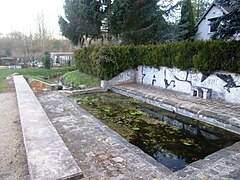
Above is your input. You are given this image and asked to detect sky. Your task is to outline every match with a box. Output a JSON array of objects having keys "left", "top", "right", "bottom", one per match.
[{"left": 0, "top": 0, "right": 65, "bottom": 37}]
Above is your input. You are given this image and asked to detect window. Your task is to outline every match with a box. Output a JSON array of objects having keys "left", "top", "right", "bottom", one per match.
[{"left": 209, "top": 18, "right": 218, "bottom": 33}]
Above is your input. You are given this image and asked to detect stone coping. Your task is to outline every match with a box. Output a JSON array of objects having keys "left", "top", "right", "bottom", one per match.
[{"left": 13, "top": 75, "right": 83, "bottom": 180}]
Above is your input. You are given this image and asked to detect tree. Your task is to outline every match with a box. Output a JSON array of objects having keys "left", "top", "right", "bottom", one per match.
[
  {"left": 192, "top": 0, "right": 210, "bottom": 22},
  {"left": 0, "top": 31, "right": 75, "bottom": 59},
  {"left": 178, "top": 0, "right": 196, "bottom": 40},
  {"left": 42, "top": 51, "right": 51, "bottom": 69},
  {"left": 5, "top": 48, "right": 12, "bottom": 57},
  {"left": 213, "top": 0, "right": 240, "bottom": 40},
  {"left": 59, "top": 0, "right": 103, "bottom": 46},
  {"left": 36, "top": 12, "right": 48, "bottom": 54},
  {"left": 109, "top": 0, "right": 166, "bottom": 45}
]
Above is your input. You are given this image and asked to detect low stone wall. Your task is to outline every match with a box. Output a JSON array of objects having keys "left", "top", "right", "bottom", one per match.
[
  {"left": 105, "top": 66, "right": 240, "bottom": 104},
  {"left": 27, "top": 78, "right": 58, "bottom": 93},
  {"left": 101, "top": 69, "right": 136, "bottom": 89}
]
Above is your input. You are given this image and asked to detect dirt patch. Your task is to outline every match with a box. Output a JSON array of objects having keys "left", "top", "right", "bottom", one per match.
[{"left": 0, "top": 78, "right": 29, "bottom": 180}]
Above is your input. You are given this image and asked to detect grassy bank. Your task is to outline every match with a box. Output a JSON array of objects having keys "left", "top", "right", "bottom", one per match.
[
  {"left": 0, "top": 67, "right": 75, "bottom": 92},
  {"left": 63, "top": 70, "right": 100, "bottom": 88}
]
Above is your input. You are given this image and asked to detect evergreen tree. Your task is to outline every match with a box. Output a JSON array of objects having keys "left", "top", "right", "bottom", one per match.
[
  {"left": 213, "top": 0, "right": 240, "bottom": 40},
  {"left": 192, "top": 0, "right": 210, "bottom": 22},
  {"left": 42, "top": 51, "right": 51, "bottom": 69},
  {"left": 178, "top": 0, "right": 196, "bottom": 40},
  {"left": 109, "top": 0, "right": 166, "bottom": 45},
  {"left": 59, "top": 0, "right": 103, "bottom": 46}
]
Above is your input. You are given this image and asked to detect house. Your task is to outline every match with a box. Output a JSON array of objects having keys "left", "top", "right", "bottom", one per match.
[
  {"left": 50, "top": 52, "right": 74, "bottom": 66},
  {"left": 195, "top": 2, "right": 232, "bottom": 40},
  {"left": 0, "top": 57, "right": 17, "bottom": 66}
]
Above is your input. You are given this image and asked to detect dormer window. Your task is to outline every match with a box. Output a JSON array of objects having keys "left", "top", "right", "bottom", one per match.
[{"left": 209, "top": 18, "right": 218, "bottom": 32}]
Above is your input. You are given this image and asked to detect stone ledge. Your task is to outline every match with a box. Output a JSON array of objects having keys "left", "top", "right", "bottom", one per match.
[
  {"left": 60, "top": 87, "right": 107, "bottom": 96},
  {"left": 13, "top": 75, "right": 83, "bottom": 180}
]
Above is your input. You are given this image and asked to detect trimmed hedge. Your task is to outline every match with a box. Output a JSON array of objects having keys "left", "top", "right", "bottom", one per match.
[{"left": 75, "top": 41, "right": 240, "bottom": 80}]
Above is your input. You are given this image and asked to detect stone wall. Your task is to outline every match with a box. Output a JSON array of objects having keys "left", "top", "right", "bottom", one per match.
[
  {"left": 107, "top": 66, "right": 240, "bottom": 104},
  {"left": 101, "top": 69, "right": 136, "bottom": 89},
  {"left": 27, "top": 78, "right": 58, "bottom": 93}
]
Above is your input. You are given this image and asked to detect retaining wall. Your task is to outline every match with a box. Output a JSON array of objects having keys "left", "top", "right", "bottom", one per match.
[
  {"left": 104, "top": 66, "right": 240, "bottom": 104},
  {"left": 27, "top": 78, "right": 58, "bottom": 93}
]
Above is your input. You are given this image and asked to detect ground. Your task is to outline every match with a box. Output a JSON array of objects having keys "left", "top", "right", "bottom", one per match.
[{"left": 0, "top": 79, "right": 29, "bottom": 180}]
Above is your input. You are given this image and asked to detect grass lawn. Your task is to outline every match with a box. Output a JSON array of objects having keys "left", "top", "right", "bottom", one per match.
[
  {"left": 63, "top": 70, "right": 100, "bottom": 88},
  {"left": 0, "top": 67, "right": 75, "bottom": 92}
]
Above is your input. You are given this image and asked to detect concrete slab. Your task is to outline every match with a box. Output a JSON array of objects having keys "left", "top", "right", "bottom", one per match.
[{"left": 13, "top": 75, "right": 83, "bottom": 180}]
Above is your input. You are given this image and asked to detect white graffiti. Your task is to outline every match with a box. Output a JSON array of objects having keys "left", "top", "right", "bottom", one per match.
[{"left": 136, "top": 66, "right": 240, "bottom": 104}]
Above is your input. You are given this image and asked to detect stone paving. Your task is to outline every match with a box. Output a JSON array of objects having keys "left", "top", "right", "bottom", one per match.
[
  {"left": 112, "top": 83, "right": 240, "bottom": 135},
  {"left": 37, "top": 89, "right": 240, "bottom": 180},
  {"left": 37, "top": 92, "right": 172, "bottom": 180}
]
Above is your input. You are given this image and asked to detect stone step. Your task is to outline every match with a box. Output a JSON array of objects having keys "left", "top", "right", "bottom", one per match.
[{"left": 13, "top": 75, "right": 83, "bottom": 180}]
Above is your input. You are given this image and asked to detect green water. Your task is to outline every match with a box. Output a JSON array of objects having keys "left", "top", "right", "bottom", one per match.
[{"left": 74, "top": 92, "right": 240, "bottom": 171}]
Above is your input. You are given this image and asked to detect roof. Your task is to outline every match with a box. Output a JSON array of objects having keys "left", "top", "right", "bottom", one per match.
[
  {"left": 195, "top": 2, "right": 232, "bottom": 27},
  {"left": 0, "top": 57, "right": 16, "bottom": 60},
  {"left": 50, "top": 52, "right": 74, "bottom": 56}
]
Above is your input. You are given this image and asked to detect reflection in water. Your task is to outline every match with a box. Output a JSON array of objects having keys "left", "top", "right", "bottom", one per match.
[
  {"left": 153, "top": 151, "right": 186, "bottom": 171},
  {"left": 73, "top": 92, "right": 240, "bottom": 171}
]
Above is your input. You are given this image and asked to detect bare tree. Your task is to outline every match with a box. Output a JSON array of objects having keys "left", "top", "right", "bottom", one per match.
[{"left": 36, "top": 11, "right": 47, "bottom": 55}]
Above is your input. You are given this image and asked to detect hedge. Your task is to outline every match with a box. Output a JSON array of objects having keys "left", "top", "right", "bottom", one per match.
[{"left": 75, "top": 41, "right": 240, "bottom": 80}]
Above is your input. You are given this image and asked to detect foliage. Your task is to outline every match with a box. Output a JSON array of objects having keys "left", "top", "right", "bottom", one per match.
[
  {"left": 75, "top": 41, "right": 240, "bottom": 80},
  {"left": 63, "top": 70, "right": 100, "bottom": 88},
  {"left": 109, "top": 0, "right": 166, "bottom": 45},
  {"left": 5, "top": 48, "right": 12, "bottom": 57},
  {"left": 192, "top": 0, "right": 210, "bottom": 22},
  {"left": 59, "top": 0, "right": 103, "bottom": 46},
  {"left": 178, "top": 0, "right": 196, "bottom": 40},
  {"left": 41, "top": 51, "right": 51, "bottom": 69},
  {"left": 0, "top": 67, "right": 75, "bottom": 92},
  {"left": 213, "top": 0, "right": 240, "bottom": 40}
]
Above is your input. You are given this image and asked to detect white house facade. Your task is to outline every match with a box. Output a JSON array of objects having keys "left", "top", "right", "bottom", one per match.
[{"left": 195, "top": 3, "right": 230, "bottom": 40}]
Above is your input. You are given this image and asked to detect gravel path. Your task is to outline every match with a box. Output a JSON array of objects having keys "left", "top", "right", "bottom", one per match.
[{"left": 0, "top": 79, "right": 29, "bottom": 180}]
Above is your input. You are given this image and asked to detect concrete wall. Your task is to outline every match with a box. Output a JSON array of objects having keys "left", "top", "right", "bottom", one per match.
[
  {"left": 101, "top": 69, "right": 136, "bottom": 89},
  {"left": 107, "top": 66, "right": 240, "bottom": 104},
  {"left": 136, "top": 66, "right": 240, "bottom": 104}
]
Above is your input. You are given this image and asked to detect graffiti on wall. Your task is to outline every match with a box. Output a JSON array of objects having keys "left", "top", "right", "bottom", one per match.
[
  {"left": 141, "top": 66, "right": 147, "bottom": 83},
  {"left": 216, "top": 74, "right": 240, "bottom": 93},
  {"left": 139, "top": 66, "right": 240, "bottom": 93},
  {"left": 137, "top": 66, "right": 240, "bottom": 103},
  {"left": 164, "top": 69, "right": 176, "bottom": 88}
]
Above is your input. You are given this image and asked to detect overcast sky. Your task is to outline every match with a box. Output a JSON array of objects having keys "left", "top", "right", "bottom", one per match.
[{"left": 0, "top": 0, "right": 65, "bottom": 37}]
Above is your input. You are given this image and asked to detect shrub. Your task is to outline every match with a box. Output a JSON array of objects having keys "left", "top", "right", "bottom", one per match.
[{"left": 75, "top": 41, "right": 240, "bottom": 80}]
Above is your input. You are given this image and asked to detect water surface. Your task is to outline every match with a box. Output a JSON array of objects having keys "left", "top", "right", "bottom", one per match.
[{"left": 74, "top": 92, "right": 240, "bottom": 171}]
